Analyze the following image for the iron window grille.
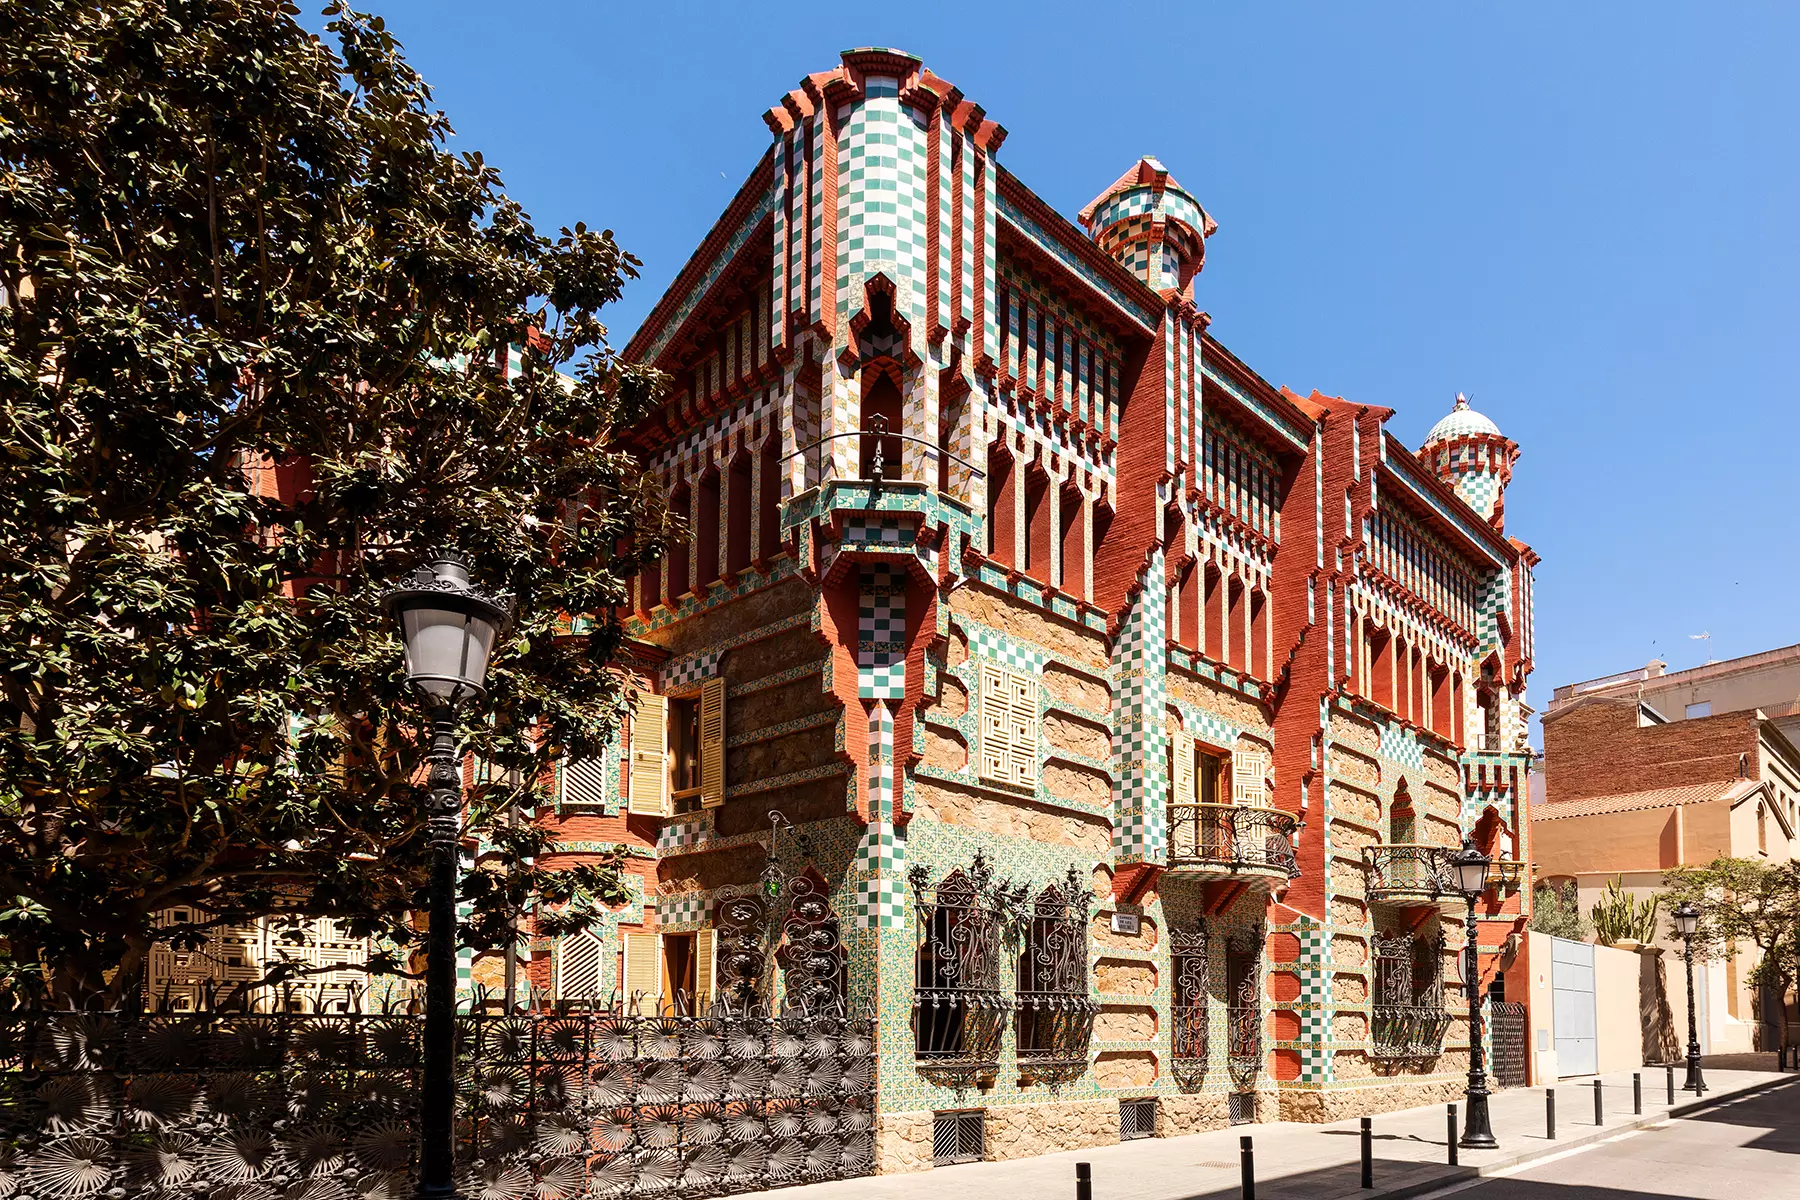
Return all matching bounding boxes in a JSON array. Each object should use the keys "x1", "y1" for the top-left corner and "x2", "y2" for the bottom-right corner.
[
  {"x1": 1171, "y1": 926, "x2": 1210, "y2": 1088},
  {"x1": 1119, "y1": 1098, "x2": 1157, "y2": 1140},
  {"x1": 910, "y1": 856, "x2": 1019, "y2": 1088},
  {"x1": 1228, "y1": 1091, "x2": 1256, "y2": 1125},
  {"x1": 1370, "y1": 930, "x2": 1450, "y2": 1059},
  {"x1": 933, "y1": 1109, "x2": 986, "y2": 1165},
  {"x1": 1014, "y1": 866, "x2": 1098, "y2": 1082},
  {"x1": 1225, "y1": 928, "x2": 1263, "y2": 1089}
]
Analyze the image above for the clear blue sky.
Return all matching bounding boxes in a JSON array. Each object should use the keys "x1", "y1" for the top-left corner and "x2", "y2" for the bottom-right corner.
[{"x1": 345, "y1": 3, "x2": 1798, "y2": 741}]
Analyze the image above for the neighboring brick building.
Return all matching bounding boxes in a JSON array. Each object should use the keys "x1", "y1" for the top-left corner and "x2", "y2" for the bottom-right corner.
[
  {"x1": 517, "y1": 49, "x2": 1540, "y2": 1169},
  {"x1": 1535, "y1": 684, "x2": 1800, "y2": 1053}
]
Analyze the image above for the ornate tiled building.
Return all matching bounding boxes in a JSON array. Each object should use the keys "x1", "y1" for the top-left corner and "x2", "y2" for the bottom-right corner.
[{"x1": 509, "y1": 49, "x2": 1540, "y2": 1169}]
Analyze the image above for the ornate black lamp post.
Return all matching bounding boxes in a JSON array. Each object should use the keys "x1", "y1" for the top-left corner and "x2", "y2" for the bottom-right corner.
[
  {"x1": 1673, "y1": 900, "x2": 1705, "y2": 1094},
  {"x1": 1449, "y1": 837, "x2": 1497, "y2": 1150},
  {"x1": 386, "y1": 550, "x2": 513, "y2": 1200}
]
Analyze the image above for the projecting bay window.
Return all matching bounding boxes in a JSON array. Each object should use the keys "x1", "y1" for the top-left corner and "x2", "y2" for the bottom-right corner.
[
  {"x1": 1370, "y1": 929, "x2": 1448, "y2": 1059},
  {"x1": 627, "y1": 678, "x2": 726, "y2": 818}
]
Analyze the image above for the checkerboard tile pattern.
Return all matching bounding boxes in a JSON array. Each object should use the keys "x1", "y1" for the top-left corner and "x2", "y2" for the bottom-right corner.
[
  {"x1": 1283, "y1": 919, "x2": 1337, "y2": 1084},
  {"x1": 843, "y1": 516, "x2": 915, "y2": 546},
  {"x1": 657, "y1": 813, "x2": 715, "y2": 854},
  {"x1": 858, "y1": 565, "x2": 906, "y2": 700},
  {"x1": 662, "y1": 649, "x2": 724, "y2": 694},
  {"x1": 655, "y1": 889, "x2": 712, "y2": 932},
  {"x1": 1378, "y1": 721, "x2": 1425, "y2": 774},
  {"x1": 964, "y1": 621, "x2": 1049, "y2": 674},
  {"x1": 834, "y1": 78, "x2": 930, "y2": 340},
  {"x1": 1113, "y1": 553, "x2": 1169, "y2": 864},
  {"x1": 852, "y1": 819, "x2": 906, "y2": 929}
]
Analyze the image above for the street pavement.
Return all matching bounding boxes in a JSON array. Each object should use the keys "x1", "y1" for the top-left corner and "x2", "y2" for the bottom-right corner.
[
  {"x1": 1424, "y1": 1073, "x2": 1800, "y2": 1199},
  {"x1": 735, "y1": 1060, "x2": 1794, "y2": 1200}
]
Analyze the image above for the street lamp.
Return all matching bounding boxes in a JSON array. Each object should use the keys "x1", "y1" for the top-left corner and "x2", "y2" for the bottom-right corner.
[
  {"x1": 1672, "y1": 900, "x2": 1704, "y2": 1094},
  {"x1": 1449, "y1": 836, "x2": 1497, "y2": 1150},
  {"x1": 386, "y1": 550, "x2": 513, "y2": 1200}
]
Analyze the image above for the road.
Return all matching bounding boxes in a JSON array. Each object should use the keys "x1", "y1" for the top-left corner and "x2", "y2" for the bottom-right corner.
[{"x1": 1425, "y1": 1077, "x2": 1800, "y2": 1200}]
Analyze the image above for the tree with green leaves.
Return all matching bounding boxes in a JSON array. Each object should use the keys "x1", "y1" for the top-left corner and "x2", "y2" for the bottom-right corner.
[
  {"x1": 0, "y1": 0, "x2": 669, "y2": 1004},
  {"x1": 1529, "y1": 879, "x2": 1590, "y2": 941},
  {"x1": 1662, "y1": 857, "x2": 1800, "y2": 1007}
]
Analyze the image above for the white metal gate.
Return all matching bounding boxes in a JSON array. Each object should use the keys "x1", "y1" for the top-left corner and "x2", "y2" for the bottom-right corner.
[{"x1": 1551, "y1": 937, "x2": 1597, "y2": 1077}]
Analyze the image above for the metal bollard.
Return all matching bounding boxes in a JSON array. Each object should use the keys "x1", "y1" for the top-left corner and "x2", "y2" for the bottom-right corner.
[
  {"x1": 1240, "y1": 1134, "x2": 1255, "y2": 1200},
  {"x1": 1448, "y1": 1104, "x2": 1458, "y2": 1166},
  {"x1": 1666, "y1": 1064, "x2": 1675, "y2": 1105},
  {"x1": 1076, "y1": 1162, "x2": 1092, "y2": 1200},
  {"x1": 1546, "y1": 1089, "x2": 1557, "y2": 1140},
  {"x1": 1594, "y1": 1078, "x2": 1604, "y2": 1125},
  {"x1": 1360, "y1": 1116, "x2": 1373, "y2": 1188},
  {"x1": 1633, "y1": 1072, "x2": 1642, "y2": 1115}
]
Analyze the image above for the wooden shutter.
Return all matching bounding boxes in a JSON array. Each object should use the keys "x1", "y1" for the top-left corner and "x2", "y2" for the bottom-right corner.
[
  {"x1": 622, "y1": 931, "x2": 661, "y2": 1014},
  {"x1": 628, "y1": 691, "x2": 669, "y2": 816},
  {"x1": 692, "y1": 927, "x2": 716, "y2": 1013},
  {"x1": 1232, "y1": 747, "x2": 1268, "y2": 806},
  {"x1": 1172, "y1": 731, "x2": 1195, "y2": 806},
  {"x1": 699, "y1": 676, "x2": 727, "y2": 809}
]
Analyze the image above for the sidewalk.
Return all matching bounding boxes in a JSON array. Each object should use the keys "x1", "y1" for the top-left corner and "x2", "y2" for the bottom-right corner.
[{"x1": 739, "y1": 1062, "x2": 1795, "y2": 1200}]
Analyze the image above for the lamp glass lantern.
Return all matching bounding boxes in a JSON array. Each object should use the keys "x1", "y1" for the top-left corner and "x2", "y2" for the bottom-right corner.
[
  {"x1": 1450, "y1": 838, "x2": 1492, "y2": 898},
  {"x1": 1673, "y1": 901, "x2": 1700, "y2": 938},
  {"x1": 385, "y1": 552, "x2": 513, "y2": 706}
]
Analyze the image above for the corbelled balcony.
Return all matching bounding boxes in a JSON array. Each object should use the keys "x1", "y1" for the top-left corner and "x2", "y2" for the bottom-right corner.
[
  {"x1": 1361, "y1": 843, "x2": 1463, "y2": 909},
  {"x1": 1167, "y1": 803, "x2": 1300, "y2": 885}
]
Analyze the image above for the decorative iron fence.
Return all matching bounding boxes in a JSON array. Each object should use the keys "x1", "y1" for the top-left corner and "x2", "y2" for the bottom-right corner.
[
  {"x1": 0, "y1": 990, "x2": 876, "y2": 1200},
  {"x1": 1489, "y1": 1000, "x2": 1528, "y2": 1088},
  {"x1": 1362, "y1": 844, "x2": 1456, "y2": 900},
  {"x1": 1166, "y1": 805, "x2": 1299, "y2": 877}
]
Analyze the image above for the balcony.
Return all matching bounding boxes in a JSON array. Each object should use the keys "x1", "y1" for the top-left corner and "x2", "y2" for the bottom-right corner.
[
  {"x1": 1361, "y1": 843, "x2": 1461, "y2": 909},
  {"x1": 1370, "y1": 1004, "x2": 1451, "y2": 1060},
  {"x1": 1167, "y1": 804, "x2": 1300, "y2": 885}
]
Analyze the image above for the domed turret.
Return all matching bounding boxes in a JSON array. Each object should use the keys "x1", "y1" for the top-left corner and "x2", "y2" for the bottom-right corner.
[
  {"x1": 1421, "y1": 393, "x2": 1519, "y2": 529},
  {"x1": 1080, "y1": 157, "x2": 1215, "y2": 299}
]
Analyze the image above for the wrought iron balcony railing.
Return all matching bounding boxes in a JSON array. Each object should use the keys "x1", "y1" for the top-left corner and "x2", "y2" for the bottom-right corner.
[
  {"x1": 1370, "y1": 1003, "x2": 1452, "y2": 1059},
  {"x1": 1362, "y1": 843, "x2": 1457, "y2": 901},
  {"x1": 1167, "y1": 804, "x2": 1300, "y2": 878},
  {"x1": 1491, "y1": 859, "x2": 1527, "y2": 889}
]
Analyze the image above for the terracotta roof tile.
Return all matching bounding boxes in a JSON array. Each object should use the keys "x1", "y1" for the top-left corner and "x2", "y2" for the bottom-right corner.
[{"x1": 1533, "y1": 779, "x2": 1756, "y2": 820}]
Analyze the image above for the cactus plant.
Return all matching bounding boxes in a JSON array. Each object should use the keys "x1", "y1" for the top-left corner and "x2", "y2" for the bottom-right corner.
[{"x1": 1591, "y1": 875, "x2": 1660, "y2": 946}]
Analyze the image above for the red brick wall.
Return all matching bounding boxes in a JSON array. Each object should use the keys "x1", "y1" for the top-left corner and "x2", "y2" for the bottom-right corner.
[{"x1": 1542, "y1": 697, "x2": 1758, "y2": 803}]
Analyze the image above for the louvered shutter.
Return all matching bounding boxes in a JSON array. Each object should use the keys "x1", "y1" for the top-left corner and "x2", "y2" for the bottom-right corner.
[
  {"x1": 628, "y1": 691, "x2": 669, "y2": 817},
  {"x1": 699, "y1": 676, "x2": 726, "y2": 808},
  {"x1": 556, "y1": 928, "x2": 604, "y2": 1001},
  {"x1": 622, "y1": 931, "x2": 661, "y2": 1015},
  {"x1": 1172, "y1": 732, "x2": 1195, "y2": 806},
  {"x1": 1232, "y1": 748, "x2": 1268, "y2": 805},
  {"x1": 561, "y1": 755, "x2": 608, "y2": 809},
  {"x1": 692, "y1": 928, "x2": 716, "y2": 1013}
]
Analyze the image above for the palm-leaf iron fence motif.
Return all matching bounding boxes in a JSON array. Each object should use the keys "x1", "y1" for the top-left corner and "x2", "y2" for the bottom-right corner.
[{"x1": 0, "y1": 827, "x2": 874, "y2": 1199}]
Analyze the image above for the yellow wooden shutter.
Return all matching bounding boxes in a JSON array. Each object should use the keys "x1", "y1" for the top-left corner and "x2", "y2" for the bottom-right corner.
[
  {"x1": 1232, "y1": 747, "x2": 1268, "y2": 806},
  {"x1": 628, "y1": 691, "x2": 669, "y2": 817},
  {"x1": 1173, "y1": 730, "x2": 1195, "y2": 806},
  {"x1": 699, "y1": 676, "x2": 726, "y2": 808},
  {"x1": 693, "y1": 927, "x2": 716, "y2": 1013},
  {"x1": 622, "y1": 931, "x2": 661, "y2": 1015}
]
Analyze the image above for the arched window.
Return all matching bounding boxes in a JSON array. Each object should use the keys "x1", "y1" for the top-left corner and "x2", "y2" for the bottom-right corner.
[
  {"x1": 726, "y1": 452, "x2": 752, "y2": 576},
  {"x1": 665, "y1": 483, "x2": 691, "y2": 599},
  {"x1": 695, "y1": 468, "x2": 721, "y2": 590},
  {"x1": 861, "y1": 373, "x2": 903, "y2": 480},
  {"x1": 985, "y1": 443, "x2": 1015, "y2": 566},
  {"x1": 757, "y1": 436, "x2": 782, "y2": 562}
]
